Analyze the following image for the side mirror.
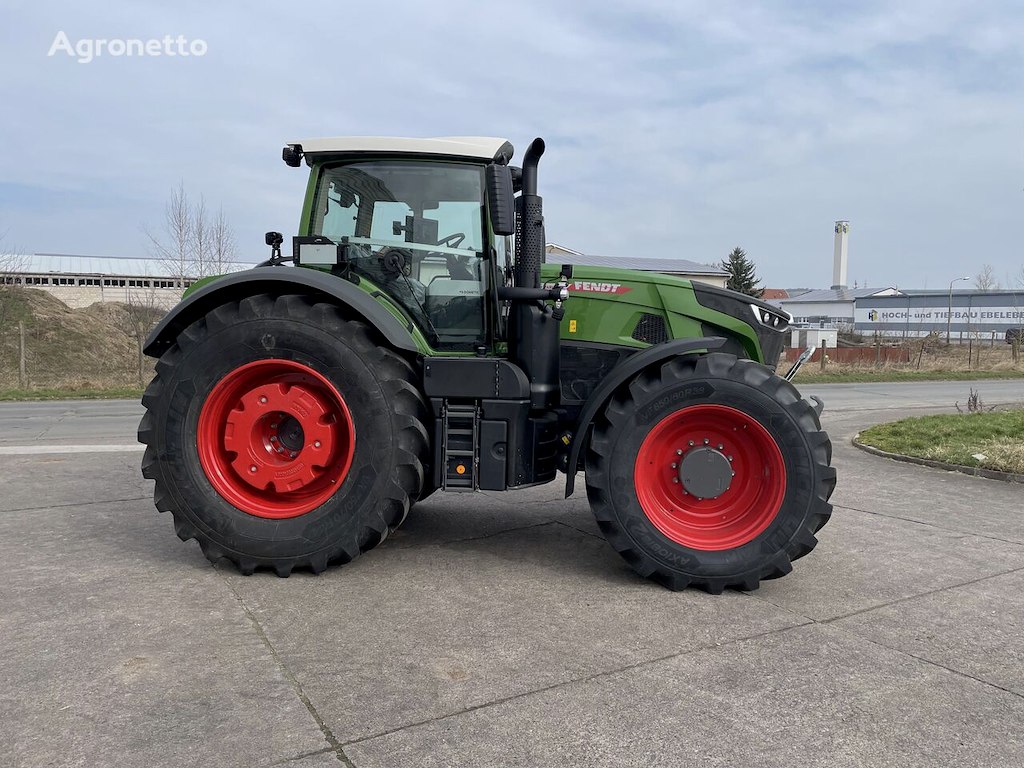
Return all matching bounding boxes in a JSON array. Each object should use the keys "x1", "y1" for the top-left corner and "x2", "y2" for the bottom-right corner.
[
  {"x1": 485, "y1": 164, "x2": 515, "y2": 236},
  {"x1": 282, "y1": 145, "x2": 303, "y2": 167}
]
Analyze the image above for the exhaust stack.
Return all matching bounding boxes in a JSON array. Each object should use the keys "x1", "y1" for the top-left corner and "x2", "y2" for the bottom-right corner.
[
  {"x1": 508, "y1": 138, "x2": 559, "y2": 408},
  {"x1": 514, "y1": 138, "x2": 546, "y2": 289}
]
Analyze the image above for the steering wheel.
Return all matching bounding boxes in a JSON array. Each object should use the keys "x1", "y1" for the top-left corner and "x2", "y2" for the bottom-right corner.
[
  {"x1": 378, "y1": 246, "x2": 413, "y2": 277},
  {"x1": 437, "y1": 232, "x2": 466, "y2": 249}
]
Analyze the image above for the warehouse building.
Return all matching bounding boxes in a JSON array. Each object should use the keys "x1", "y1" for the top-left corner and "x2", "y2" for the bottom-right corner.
[
  {"x1": 1, "y1": 253, "x2": 249, "y2": 309},
  {"x1": 545, "y1": 244, "x2": 728, "y2": 288},
  {"x1": 779, "y1": 286, "x2": 902, "y2": 328},
  {"x1": 855, "y1": 290, "x2": 1024, "y2": 340},
  {"x1": 3, "y1": 247, "x2": 729, "y2": 311}
]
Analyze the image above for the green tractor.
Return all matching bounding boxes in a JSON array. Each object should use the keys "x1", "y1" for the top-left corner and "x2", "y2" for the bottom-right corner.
[{"x1": 138, "y1": 136, "x2": 835, "y2": 592}]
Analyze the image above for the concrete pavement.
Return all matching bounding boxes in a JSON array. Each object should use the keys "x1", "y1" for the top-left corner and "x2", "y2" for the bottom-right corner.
[{"x1": 1, "y1": 380, "x2": 1023, "y2": 767}]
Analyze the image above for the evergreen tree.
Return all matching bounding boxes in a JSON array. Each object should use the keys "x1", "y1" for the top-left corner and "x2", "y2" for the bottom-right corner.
[{"x1": 721, "y1": 247, "x2": 762, "y2": 297}]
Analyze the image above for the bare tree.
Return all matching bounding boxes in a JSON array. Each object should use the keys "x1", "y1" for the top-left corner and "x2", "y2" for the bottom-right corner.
[
  {"x1": 145, "y1": 183, "x2": 237, "y2": 283},
  {"x1": 191, "y1": 195, "x2": 214, "y2": 278},
  {"x1": 0, "y1": 232, "x2": 27, "y2": 279},
  {"x1": 146, "y1": 183, "x2": 192, "y2": 287},
  {"x1": 974, "y1": 264, "x2": 1000, "y2": 292},
  {"x1": 0, "y1": 232, "x2": 27, "y2": 329},
  {"x1": 1016, "y1": 264, "x2": 1024, "y2": 289},
  {"x1": 210, "y1": 205, "x2": 237, "y2": 275}
]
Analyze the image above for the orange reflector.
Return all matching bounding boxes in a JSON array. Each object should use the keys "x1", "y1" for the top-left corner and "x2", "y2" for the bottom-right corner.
[{"x1": 456, "y1": 464, "x2": 466, "y2": 475}]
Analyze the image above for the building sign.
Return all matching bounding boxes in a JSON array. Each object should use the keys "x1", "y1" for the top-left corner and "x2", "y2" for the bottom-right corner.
[{"x1": 855, "y1": 293, "x2": 1024, "y2": 335}]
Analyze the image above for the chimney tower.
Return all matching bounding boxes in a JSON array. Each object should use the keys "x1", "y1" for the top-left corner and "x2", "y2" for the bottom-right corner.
[{"x1": 832, "y1": 220, "x2": 849, "y2": 290}]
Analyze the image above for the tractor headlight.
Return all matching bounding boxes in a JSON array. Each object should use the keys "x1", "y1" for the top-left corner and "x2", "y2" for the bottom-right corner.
[{"x1": 751, "y1": 304, "x2": 791, "y2": 332}]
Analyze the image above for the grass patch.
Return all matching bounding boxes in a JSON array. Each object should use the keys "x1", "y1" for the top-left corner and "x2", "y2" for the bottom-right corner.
[
  {"x1": 858, "y1": 409, "x2": 1024, "y2": 475},
  {"x1": 0, "y1": 386, "x2": 143, "y2": 401},
  {"x1": 792, "y1": 369, "x2": 1024, "y2": 384}
]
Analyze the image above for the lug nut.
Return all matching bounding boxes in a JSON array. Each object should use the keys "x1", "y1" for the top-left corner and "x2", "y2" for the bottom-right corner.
[
  {"x1": 249, "y1": 465, "x2": 257, "y2": 473},
  {"x1": 313, "y1": 441, "x2": 321, "y2": 448},
  {"x1": 688, "y1": 440, "x2": 694, "y2": 446},
  {"x1": 289, "y1": 452, "x2": 298, "y2": 459},
  {"x1": 717, "y1": 444, "x2": 723, "y2": 450},
  {"x1": 676, "y1": 449, "x2": 683, "y2": 456},
  {"x1": 259, "y1": 396, "x2": 268, "y2": 404},
  {"x1": 672, "y1": 477, "x2": 679, "y2": 483},
  {"x1": 704, "y1": 438, "x2": 709, "y2": 445},
  {"x1": 270, "y1": 436, "x2": 277, "y2": 442},
  {"x1": 670, "y1": 463, "x2": 677, "y2": 469}
]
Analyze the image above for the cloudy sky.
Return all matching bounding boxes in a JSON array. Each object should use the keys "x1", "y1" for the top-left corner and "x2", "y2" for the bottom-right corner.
[{"x1": 2, "y1": 0, "x2": 1022, "y2": 289}]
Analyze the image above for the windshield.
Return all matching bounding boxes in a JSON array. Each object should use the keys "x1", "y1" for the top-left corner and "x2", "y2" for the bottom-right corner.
[{"x1": 309, "y1": 160, "x2": 489, "y2": 349}]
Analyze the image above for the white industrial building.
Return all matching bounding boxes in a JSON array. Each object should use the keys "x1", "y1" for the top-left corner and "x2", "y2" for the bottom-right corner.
[
  {"x1": 855, "y1": 290, "x2": 1024, "y2": 339},
  {"x1": 1, "y1": 253, "x2": 249, "y2": 309},
  {"x1": 780, "y1": 286, "x2": 903, "y2": 328},
  {"x1": 2, "y1": 247, "x2": 729, "y2": 312}
]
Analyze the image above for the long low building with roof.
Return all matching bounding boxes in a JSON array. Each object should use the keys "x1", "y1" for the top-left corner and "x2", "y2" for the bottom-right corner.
[
  {"x1": 4, "y1": 247, "x2": 728, "y2": 311},
  {"x1": 778, "y1": 286, "x2": 902, "y2": 328},
  {"x1": 1, "y1": 253, "x2": 250, "y2": 309},
  {"x1": 545, "y1": 244, "x2": 728, "y2": 288}
]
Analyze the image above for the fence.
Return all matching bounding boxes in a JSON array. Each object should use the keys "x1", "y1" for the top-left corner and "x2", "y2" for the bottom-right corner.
[
  {"x1": 783, "y1": 337, "x2": 1021, "y2": 371},
  {"x1": 783, "y1": 346, "x2": 911, "y2": 364}
]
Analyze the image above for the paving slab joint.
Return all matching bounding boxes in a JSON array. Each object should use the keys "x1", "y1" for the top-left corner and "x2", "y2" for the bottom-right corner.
[
  {"x1": 218, "y1": 570, "x2": 356, "y2": 767},
  {"x1": 340, "y1": 621, "x2": 811, "y2": 748}
]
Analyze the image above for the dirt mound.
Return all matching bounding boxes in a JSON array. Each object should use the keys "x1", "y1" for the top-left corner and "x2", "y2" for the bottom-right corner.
[{"x1": 0, "y1": 288, "x2": 162, "y2": 390}]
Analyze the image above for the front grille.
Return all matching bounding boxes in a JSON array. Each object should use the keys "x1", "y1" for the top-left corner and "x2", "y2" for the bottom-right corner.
[{"x1": 632, "y1": 313, "x2": 668, "y2": 345}]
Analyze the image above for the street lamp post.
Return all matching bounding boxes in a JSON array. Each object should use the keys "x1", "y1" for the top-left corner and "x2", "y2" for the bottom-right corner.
[{"x1": 946, "y1": 276, "x2": 970, "y2": 344}]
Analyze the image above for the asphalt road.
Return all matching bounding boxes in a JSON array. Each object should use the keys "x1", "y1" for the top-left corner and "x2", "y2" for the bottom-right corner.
[
  {"x1": 2, "y1": 379, "x2": 1023, "y2": 767},
  {"x1": 1, "y1": 378, "x2": 1021, "y2": 449}
]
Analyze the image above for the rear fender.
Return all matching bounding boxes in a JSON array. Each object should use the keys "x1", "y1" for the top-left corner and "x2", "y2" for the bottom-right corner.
[
  {"x1": 143, "y1": 267, "x2": 419, "y2": 357},
  {"x1": 563, "y1": 337, "x2": 725, "y2": 497}
]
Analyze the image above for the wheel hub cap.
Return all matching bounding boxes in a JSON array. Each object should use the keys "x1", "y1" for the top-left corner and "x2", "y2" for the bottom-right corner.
[
  {"x1": 223, "y1": 381, "x2": 335, "y2": 493},
  {"x1": 678, "y1": 446, "x2": 733, "y2": 500}
]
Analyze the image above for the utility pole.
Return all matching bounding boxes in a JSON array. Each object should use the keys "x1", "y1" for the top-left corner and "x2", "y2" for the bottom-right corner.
[{"x1": 946, "y1": 276, "x2": 969, "y2": 344}]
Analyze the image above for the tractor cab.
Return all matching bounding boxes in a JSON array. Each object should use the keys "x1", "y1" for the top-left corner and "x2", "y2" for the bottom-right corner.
[{"x1": 287, "y1": 137, "x2": 519, "y2": 352}]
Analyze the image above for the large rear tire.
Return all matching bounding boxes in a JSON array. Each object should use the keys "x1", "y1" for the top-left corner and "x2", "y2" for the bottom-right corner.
[
  {"x1": 138, "y1": 294, "x2": 429, "y2": 576},
  {"x1": 586, "y1": 352, "x2": 835, "y2": 593}
]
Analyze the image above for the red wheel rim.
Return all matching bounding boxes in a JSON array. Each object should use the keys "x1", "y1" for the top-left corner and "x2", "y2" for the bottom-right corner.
[
  {"x1": 197, "y1": 359, "x2": 355, "y2": 519},
  {"x1": 634, "y1": 404, "x2": 786, "y2": 550}
]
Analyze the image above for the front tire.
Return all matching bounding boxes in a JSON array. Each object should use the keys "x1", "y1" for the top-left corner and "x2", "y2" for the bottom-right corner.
[
  {"x1": 138, "y1": 294, "x2": 429, "y2": 576},
  {"x1": 586, "y1": 353, "x2": 835, "y2": 593}
]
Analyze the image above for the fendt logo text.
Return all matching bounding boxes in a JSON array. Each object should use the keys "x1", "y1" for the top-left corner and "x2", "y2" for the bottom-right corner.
[{"x1": 568, "y1": 281, "x2": 632, "y2": 295}]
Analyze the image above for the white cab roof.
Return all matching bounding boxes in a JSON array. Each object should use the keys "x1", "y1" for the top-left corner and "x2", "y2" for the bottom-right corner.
[{"x1": 289, "y1": 136, "x2": 512, "y2": 161}]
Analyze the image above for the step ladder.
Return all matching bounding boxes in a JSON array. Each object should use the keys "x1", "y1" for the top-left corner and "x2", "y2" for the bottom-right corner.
[{"x1": 442, "y1": 402, "x2": 479, "y2": 491}]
